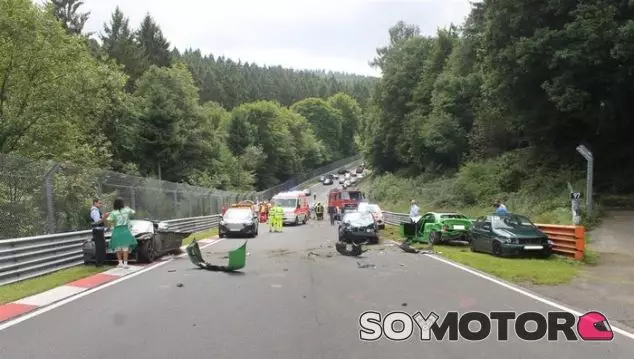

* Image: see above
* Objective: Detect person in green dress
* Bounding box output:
[105,198,137,268]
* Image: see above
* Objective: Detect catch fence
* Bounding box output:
[0,153,360,240]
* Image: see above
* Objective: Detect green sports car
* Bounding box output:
[401,212,473,244]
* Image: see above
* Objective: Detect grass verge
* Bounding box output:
[0,266,112,305]
[181,228,219,246]
[380,225,581,285]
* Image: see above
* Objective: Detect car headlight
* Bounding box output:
[157,222,169,231]
[509,237,518,244]
[220,220,225,226]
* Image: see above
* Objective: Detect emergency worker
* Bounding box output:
[315,202,324,220]
[269,202,276,232]
[260,202,268,223]
[274,202,284,232]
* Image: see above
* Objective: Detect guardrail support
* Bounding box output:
[576,144,594,218]
[44,163,61,234]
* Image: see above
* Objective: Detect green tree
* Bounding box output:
[100,7,145,90]
[48,0,90,35]
[136,14,172,69]
[290,98,343,159]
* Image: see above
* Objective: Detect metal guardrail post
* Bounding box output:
[576,144,594,218]
[44,163,61,234]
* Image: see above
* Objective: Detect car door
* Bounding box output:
[470,217,486,251]
[480,216,495,253]
[420,213,435,242]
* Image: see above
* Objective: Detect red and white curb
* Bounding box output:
[0,237,220,323]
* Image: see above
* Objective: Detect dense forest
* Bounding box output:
[0,0,376,192]
[359,0,634,222]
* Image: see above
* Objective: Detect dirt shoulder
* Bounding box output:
[526,210,634,329]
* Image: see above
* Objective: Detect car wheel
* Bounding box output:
[379,224,385,230]
[537,248,552,259]
[219,232,225,239]
[302,215,307,224]
[491,241,502,257]
[431,231,442,245]
[295,216,299,226]
[138,238,156,263]
[470,240,477,252]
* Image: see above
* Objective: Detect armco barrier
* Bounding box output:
[0,158,360,286]
[0,215,221,286]
[381,211,585,260]
[534,224,585,260]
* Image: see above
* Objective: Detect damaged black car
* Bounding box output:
[338,210,379,244]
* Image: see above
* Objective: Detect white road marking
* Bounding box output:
[0,239,226,331]
[388,240,634,340]
[14,286,85,307]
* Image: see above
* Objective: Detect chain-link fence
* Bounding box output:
[0,153,360,240]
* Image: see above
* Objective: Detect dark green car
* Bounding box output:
[469,214,553,257]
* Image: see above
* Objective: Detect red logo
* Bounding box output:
[577,311,614,341]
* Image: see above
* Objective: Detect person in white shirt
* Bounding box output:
[409,200,420,218]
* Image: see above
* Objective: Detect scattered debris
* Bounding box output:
[176,283,184,288]
[269,249,293,257]
[399,263,405,267]
[187,239,247,272]
[401,303,408,307]
[303,295,307,299]
[308,251,320,257]
[168,269,176,272]
[357,261,376,269]
[283,268,288,271]
[325,253,334,258]
[399,243,420,253]
[336,242,366,256]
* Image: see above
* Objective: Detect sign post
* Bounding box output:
[575,145,594,218]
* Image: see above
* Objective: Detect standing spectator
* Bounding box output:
[105,198,137,268]
[89,198,108,267]
[409,200,420,219]
[494,200,509,215]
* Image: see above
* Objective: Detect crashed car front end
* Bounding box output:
[339,218,378,244]
[218,220,257,237]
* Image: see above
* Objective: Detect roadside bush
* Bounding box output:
[362,149,599,225]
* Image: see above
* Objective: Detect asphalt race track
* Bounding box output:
[1,182,633,358]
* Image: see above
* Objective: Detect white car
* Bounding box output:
[339,177,345,184]
[359,203,385,229]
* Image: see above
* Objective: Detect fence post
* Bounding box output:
[576,144,594,218]
[44,163,60,234]
[130,186,136,209]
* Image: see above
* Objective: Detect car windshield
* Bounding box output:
[492,214,535,229]
[358,203,379,213]
[340,191,365,201]
[343,212,373,223]
[440,214,467,219]
[223,209,252,221]
[274,198,297,208]
[367,204,380,212]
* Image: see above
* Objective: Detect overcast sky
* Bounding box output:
[77,0,472,76]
